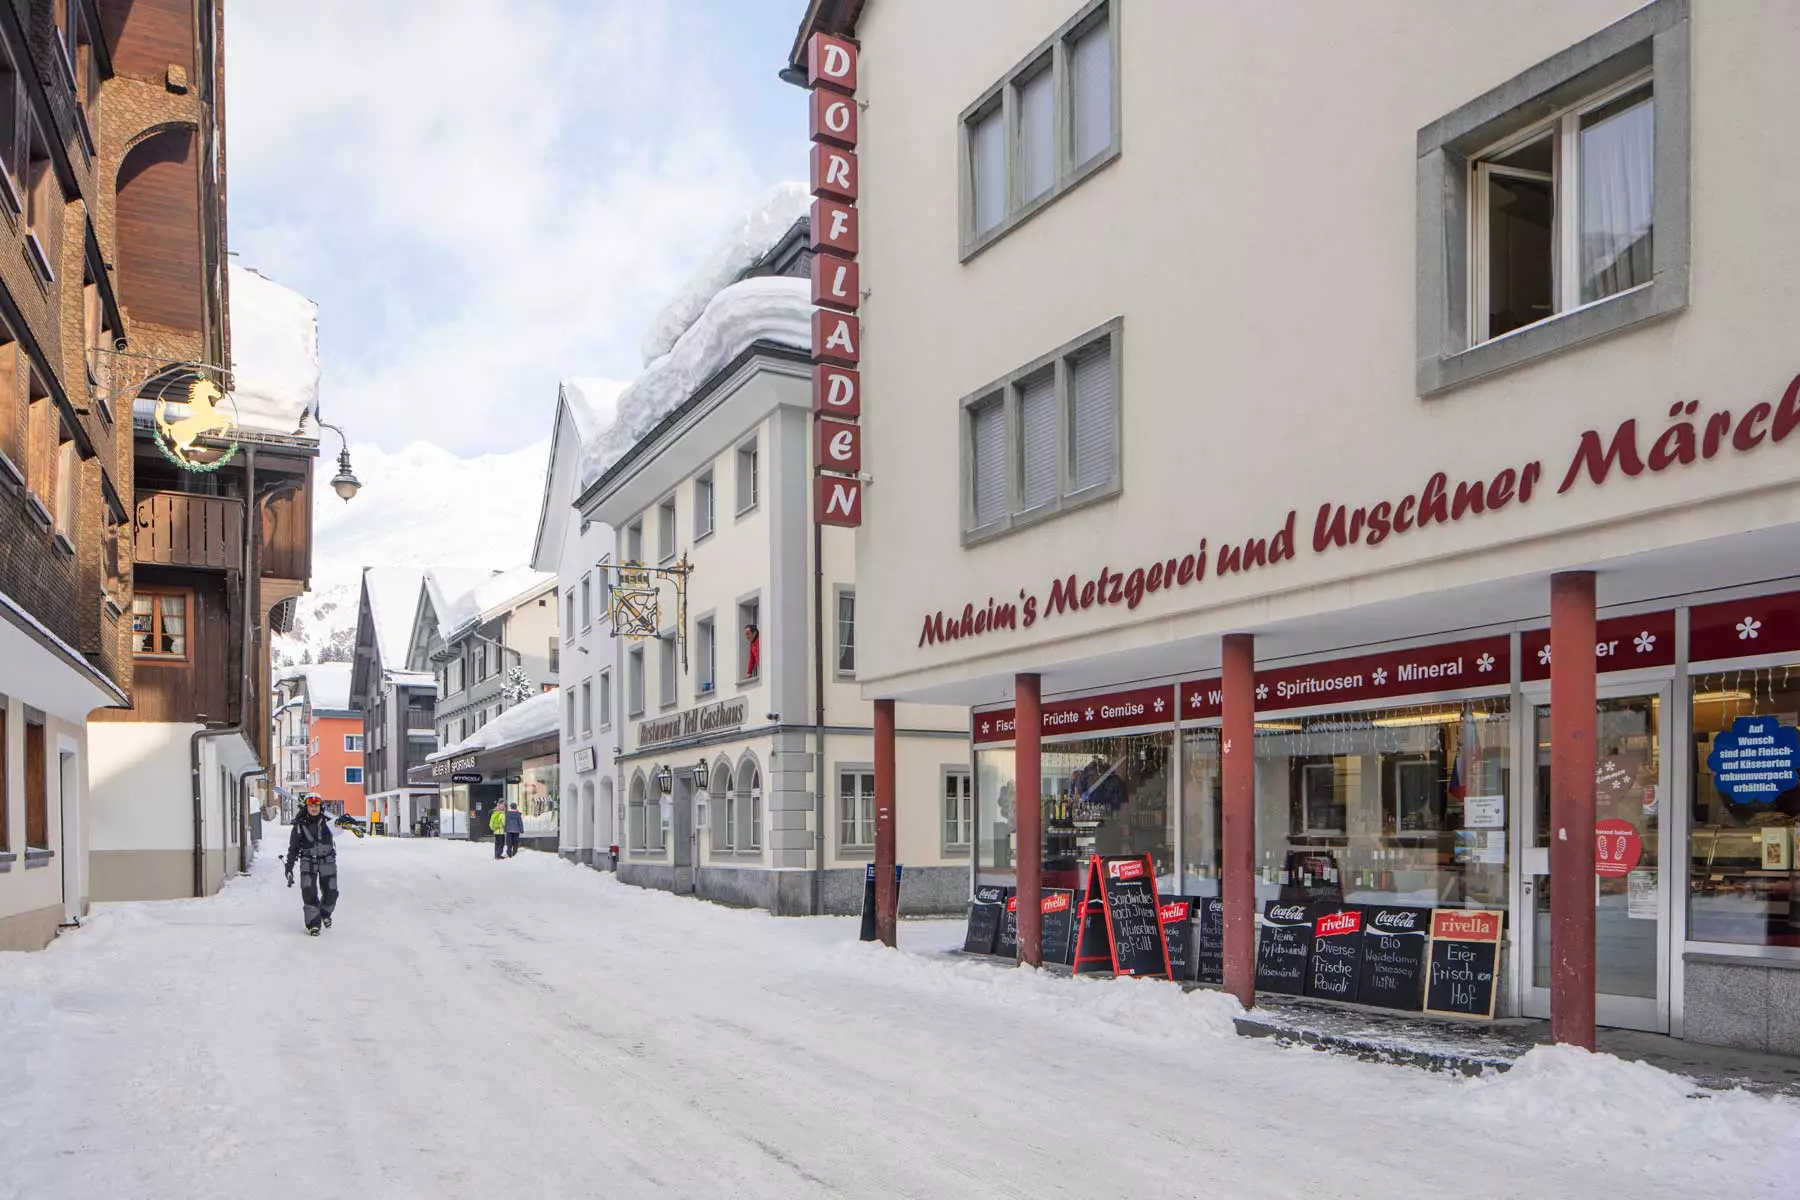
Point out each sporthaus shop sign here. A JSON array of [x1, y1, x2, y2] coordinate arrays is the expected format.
[[919, 373, 1800, 648]]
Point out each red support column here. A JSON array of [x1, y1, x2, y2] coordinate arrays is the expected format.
[[1015, 673, 1043, 967], [873, 698, 898, 948], [1550, 570, 1597, 1050], [1221, 633, 1257, 1007]]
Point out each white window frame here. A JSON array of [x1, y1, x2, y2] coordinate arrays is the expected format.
[[627, 646, 645, 717], [695, 614, 716, 698], [694, 469, 715, 540], [1415, 0, 1688, 396], [566, 690, 577, 738], [657, 495, 677, 563], [581, 679, 593, 735], [736, 595, 761, 685], [345, 766, 363, 785], [942, 767, 973, 854], [598, 668, 612, 730], [837, 767, 876, 853], [735, 437, 759, 516], [961, 317, 1122, 544], [958, 0, 1121, 261], [658, 629, 678, 710], [344, 734, 363, 753], [579, 575, 592, 631], [833, 586, 855, 679], [626, 521, 643, 565]]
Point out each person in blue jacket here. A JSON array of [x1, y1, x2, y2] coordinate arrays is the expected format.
[[503, 801, 524, 858]]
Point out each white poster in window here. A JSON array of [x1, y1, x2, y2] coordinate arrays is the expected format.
[[1627, 868, 1658, 920], [1464, 795, 1505, 830], [1475, 831, 1507, 864]]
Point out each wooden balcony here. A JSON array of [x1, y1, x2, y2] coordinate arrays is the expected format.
[[134, 491, 244, 571]]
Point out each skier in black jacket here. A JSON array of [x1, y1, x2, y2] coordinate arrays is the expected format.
[[285, 794, 339, 936]]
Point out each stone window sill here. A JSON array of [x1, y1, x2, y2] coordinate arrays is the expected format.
[[24, 848, 54, 869], [25, 489, 52, 529]]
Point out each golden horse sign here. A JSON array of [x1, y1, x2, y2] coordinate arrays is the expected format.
[[152, 375, 239, 471]]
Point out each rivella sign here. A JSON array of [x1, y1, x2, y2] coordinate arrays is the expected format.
[[808, 31, 863, 528]]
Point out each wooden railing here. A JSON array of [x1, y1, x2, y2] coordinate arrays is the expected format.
[[133, 491, 245, 571]]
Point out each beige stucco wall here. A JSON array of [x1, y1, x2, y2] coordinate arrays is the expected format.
[[0, 707, 87, 949], [852, 0, 1800, 701]]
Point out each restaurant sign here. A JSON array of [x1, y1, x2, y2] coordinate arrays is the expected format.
[[637, 696, 749, 749], [1180, 635, 1511, 719], [430, 754, 477, 779]]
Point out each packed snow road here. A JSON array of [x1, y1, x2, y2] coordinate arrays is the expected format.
[[2, 835, 1795, 1200]]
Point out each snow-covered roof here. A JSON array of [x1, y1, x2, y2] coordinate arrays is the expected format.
[[429, 689, 559, 760], [423, 567, 500, 633], [275, 663, 355, 712], [363, 567, 425, 672], [441, 564, 558, 642], [580, 276, 810, 492], [638, 181, 809, 367], [561, 378, 628, 448], [228, 264, 320, 436]]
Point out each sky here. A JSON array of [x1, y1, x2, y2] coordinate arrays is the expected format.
[[226, 0, 808, 456]]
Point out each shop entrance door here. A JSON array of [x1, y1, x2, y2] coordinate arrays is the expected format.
[[1520, 685, 1671, 1031]]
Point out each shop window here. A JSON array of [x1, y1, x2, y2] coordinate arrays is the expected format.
[[132, 589, 189, 661], [24, 716, 46, 851], [962, 320, 1121, 543], [834, 589, 855, 677], [839, 769, 875, 850], [1691, 668, 1800, 949], [960, 0, 1119, 259], [943, 769, 972, 854], [1416, 0, 1688, 394], [735, 438, 758, 514], [658, 495, 677, 562], [694, 469, 715, 538]]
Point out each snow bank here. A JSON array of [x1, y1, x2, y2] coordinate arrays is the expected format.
[[227, 264, 319, 436], [638, 181, 810, 366], [431, 688, 559, 759], [580, 276, 811, 491]]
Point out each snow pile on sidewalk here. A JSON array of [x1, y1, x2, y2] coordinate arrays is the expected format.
[[580, 276, 810, 490], [638, 181, 810, 366]]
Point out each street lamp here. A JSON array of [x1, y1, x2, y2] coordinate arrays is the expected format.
[[316, 420, 361, 501], [692, 759, 709, 788]]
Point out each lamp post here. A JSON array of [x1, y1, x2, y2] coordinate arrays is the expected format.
[[316, 419, 361, 501]]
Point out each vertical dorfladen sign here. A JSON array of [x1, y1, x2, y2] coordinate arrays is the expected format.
[[808, 31, 862, 528]]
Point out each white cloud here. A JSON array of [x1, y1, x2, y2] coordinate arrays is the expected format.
[[227, 0, 801, 454]]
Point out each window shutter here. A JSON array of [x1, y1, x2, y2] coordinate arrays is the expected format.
[[970, 108, 1004, 234], [970, 397, 1006, 526], [1070, 340, 1115, 492], [1071, 19, 1112, 166], [1017, 371, 1057, 509], [1018, 67, 1054, 202]]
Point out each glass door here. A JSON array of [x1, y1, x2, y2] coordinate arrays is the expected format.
[[1520, 685, 1670, 1031]]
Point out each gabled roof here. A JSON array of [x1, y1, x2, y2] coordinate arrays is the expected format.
[[531, 379, 626, 571], [441, 564, 558, 643]]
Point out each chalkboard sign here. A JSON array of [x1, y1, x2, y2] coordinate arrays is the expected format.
[[1357, 905, 1432, 1011], [962, 884, 1009, 955], [1306, 905, 1365, 1003], [1040, 888, 1076, 966], [1195, 897, 1224, 985], [997, 893, 1020, 959], [1072, 890, 1112, 975], [1424, 909, 1504, 1018], [1255, 901, 1313, 995], [858, 863, 902, 942], [1159, 897, 1199, 982], [1102, 855, 1171, 978]]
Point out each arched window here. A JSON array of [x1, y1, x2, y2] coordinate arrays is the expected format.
[[599, 777, 615, 849], [579, 781, 596, 850], [709, 761, 733, 851], [735, 758, 763, 852], [628, 773, 648, 851]]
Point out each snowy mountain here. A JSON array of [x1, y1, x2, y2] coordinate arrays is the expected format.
[[275, 438, 549, 668]]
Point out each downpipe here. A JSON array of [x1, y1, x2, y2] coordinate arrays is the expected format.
[[193, 448, 259, 898], [812, 520, 826, 916]]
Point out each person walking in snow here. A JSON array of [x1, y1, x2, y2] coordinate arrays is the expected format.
[[285, 793, 339, 936], [489, 803, 507, 860], [504, 801, 524, 858]]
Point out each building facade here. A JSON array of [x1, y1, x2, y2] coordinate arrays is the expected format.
[[417, 566, 557, 746], [270, 663, 362, 821], [795, 0, 1800, 1053], [349, 569, 437, 835], [532, 379, 625, 866]]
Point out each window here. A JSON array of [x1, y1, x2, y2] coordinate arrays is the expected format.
[[548, 637, 559, 675], [24, 119, 54, 281], [834, 589, 855, 677], [565, 689, 577, 738], [696, 616, 716, 695], [963, 320, 1121, 541], [24, 716, 46, 850], [82, 274, 106, 401], [447, 659, 463, 695], [581, 679, 593, 734], [736, 760, 762, 851], [581, 575, 595, 630], [25, 373, 50, 506], [658, 496, 677, 561], [943, 769, 973, 851], [960, 0, 1119, 257], [0, 322, 17, 464], [344, 734, 364, 753], [131, 590, 188, 660], [628, 646, 645, 716], [626, 521, 643, 564], [1416, 0, 1688, 395], [596, 668, 611, 729], [52, 424, 77, 543], [709, 763, 734, 851], [345, 766, 364, 785], [839, 769, 875, 849], [694, 470, 715, 538], [0, 35, 19, 211], [566, 588, 577, 638], [736, 439, 758, 513], [629, 775, 648, 850], [658, 632, 677, 708], [73, 6, 98, 148], [737, 598, 760, 683]]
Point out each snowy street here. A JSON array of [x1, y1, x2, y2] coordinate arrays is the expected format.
[[3, 835, 1796, 1200]]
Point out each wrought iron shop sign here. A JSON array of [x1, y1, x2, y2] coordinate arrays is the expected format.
[[637, 696, 748, 750]]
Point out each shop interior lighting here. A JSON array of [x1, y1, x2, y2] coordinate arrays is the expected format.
[[1693, 690, 1753, 702], [1369, 711, 1467, 728], [1254, 721, 1304, 732]]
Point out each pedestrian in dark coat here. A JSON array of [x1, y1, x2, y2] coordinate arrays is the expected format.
[[504, 802, 524, 858], [285, 794, 339, 935]]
